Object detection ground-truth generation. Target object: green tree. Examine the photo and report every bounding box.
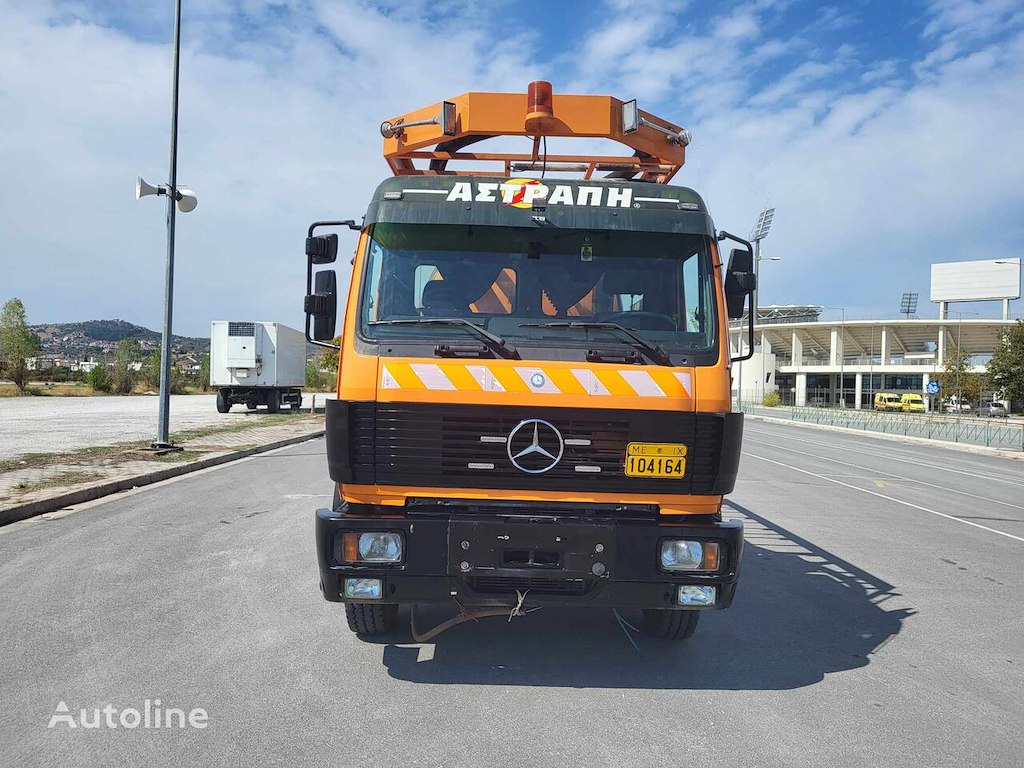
[198,353,211,392]
[143,349,162,390]
[987,320,1024,404]
[318,336,342,373]
[0,298,41,392]
[87,362,111,393]
[112,338,141,394]
[937,343,983,404]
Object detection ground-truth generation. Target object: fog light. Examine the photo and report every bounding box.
[678,585,716,606]
[660,540,719,572]
[345,578,382,599]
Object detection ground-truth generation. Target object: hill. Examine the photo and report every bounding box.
[30,319,209,359]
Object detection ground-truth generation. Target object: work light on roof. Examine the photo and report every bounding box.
[621,99,691,146]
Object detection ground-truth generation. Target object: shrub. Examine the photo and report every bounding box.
[86,364,111,393]
[762,390,781,407]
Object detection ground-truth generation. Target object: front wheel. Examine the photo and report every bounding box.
[345,603,398,635]
[642,608,700,640]
[216,390,230,413]
[266,389,280,413]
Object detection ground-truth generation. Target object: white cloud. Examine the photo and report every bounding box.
[0,0,1022,338]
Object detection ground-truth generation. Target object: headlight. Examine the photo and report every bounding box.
[660,540,720,572]
[341,532,403,563]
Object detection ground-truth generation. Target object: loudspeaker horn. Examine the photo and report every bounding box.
[136,176,163,200]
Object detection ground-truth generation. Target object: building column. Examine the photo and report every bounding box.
[791,330,804,367]
[796,373,807,407]
[937,326,945,366]
[880,326,890,366]
[830,326,843,366]
[855,373,863,409]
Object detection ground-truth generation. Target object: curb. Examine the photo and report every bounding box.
[0,430,326,527]
[745,414,1024,460]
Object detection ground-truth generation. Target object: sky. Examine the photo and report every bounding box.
[1,0,1022,336]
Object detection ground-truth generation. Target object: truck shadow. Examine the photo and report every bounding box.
[371,502,914,690]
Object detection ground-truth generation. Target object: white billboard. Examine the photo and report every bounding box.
[930,258,1021,302]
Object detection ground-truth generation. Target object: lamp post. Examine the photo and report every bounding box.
[754,252,781,404]
[823,306,846,407]
[135,0,197,450]
[951,310,980,412]
[738,205,775,407]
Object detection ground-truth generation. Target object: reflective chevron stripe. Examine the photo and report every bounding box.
[380,362,693,398]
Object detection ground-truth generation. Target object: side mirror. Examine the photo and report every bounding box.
[724,247,756,320]
[306,234,339,265]
[305,270,337,341]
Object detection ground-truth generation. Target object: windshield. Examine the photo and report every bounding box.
[359,223,718,360]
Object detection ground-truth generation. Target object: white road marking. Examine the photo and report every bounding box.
[746,423,1024,488]
[744,436,1024,512]
[744,451,1024,544]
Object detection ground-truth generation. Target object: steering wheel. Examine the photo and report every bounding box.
[598,311,677,331]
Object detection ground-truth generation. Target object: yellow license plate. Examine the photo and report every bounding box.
[624,442,687,478]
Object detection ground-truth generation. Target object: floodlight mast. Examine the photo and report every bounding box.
[900,292,919,319]
[739,206,776,406]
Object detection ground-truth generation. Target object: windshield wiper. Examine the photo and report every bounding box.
[370,319,519,359]
[519,321,672,365]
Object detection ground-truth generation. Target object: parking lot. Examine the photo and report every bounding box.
[0,419,1020,767]
[0,394,324,459]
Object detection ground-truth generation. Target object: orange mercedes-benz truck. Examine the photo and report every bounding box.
[305,83,757,640]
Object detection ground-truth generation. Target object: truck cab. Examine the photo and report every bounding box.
[304,84,756,640]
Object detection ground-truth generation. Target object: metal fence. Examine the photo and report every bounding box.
[741,403,1024,451]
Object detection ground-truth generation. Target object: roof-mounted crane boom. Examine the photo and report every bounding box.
[379,81,691,184]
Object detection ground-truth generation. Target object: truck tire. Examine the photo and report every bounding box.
[345,603,398,635]
[642,608,700,640]
[266,389,280,413]
[216,390,230,414]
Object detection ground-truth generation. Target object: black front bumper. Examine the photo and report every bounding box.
[316,502,743,610]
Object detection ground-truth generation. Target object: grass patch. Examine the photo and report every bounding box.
[12,469,105,495]
[0,414,322,475]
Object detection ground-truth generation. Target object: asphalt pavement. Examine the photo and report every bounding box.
[1,421,1021,767]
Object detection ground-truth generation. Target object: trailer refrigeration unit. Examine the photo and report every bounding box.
[303,82,757,642]
[210,321,306,412]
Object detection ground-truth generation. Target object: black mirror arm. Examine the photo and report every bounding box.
[720,230,756,363]
[305,221,358,350]
[717,229,753,254]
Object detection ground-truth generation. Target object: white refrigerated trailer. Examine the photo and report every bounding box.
[210,321,306,413]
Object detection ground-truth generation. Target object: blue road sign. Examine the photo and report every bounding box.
[926,381,940,395]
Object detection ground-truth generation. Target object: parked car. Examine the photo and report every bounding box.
[976,402,1008,418]
[900,393,927,413]
[943,397,973,413]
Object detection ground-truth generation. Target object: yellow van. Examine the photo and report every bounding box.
[874,393,902,411]
[900,393,926,413]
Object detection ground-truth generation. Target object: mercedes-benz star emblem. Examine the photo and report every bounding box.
[507,419,564,474]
